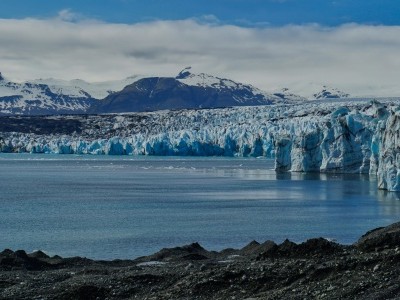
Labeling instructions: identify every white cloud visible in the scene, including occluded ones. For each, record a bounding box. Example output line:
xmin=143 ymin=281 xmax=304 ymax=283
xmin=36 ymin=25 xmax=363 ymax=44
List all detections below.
xmin=0 ymin=14 xmax=399 ymax=97
xmin=57 ymin=9 xmax=79 ymax=22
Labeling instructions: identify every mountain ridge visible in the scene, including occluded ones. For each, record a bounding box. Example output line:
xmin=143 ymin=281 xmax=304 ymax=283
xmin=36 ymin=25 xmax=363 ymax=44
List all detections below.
xmin=90 ymin=68 xmax=294 ymax=113
xmin=0 ymin=68 xmax=351 ymax=115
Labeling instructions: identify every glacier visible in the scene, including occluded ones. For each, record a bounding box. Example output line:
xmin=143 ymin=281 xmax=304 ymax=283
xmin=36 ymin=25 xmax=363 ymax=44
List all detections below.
xmin=1 ymin=98 xmax=400 ymax=191
xmin=272 ymin=99 xmax=400 ymax=191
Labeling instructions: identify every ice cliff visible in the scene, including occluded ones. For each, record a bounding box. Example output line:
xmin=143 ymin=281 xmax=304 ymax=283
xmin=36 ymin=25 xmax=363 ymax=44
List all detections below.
xmin=1 ymin=98 xmax=400 ymax=191
xmin=375 ymin=109 xmax=400 ymax=191
xmin=273 ymin=99 xmax=400 ymax=191
xmin=274 ymin=105 xmax=377 ymax=173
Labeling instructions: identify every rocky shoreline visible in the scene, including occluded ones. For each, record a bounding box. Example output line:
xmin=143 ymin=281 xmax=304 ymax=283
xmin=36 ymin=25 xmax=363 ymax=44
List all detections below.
xmin=2 ymin=223 xmax=400 ymax=299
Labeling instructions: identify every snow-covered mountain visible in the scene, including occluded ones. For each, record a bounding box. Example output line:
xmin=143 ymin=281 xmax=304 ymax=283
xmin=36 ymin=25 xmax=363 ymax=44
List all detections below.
xmin=0 ymin=75 xmax=93 ymax=115
xmin=0 ymin=72 xmax=142 ymax=115
xmin=1 ymin=68 xmax=357 ymax=115
xmin=271 ymin=88 xmax=307 ymax=102
xmin=176 ymin=67 xmax=307 ymax=102
xmin=312 ymin=86 xmax=350 ymax=100
xmin=90 ymin=67 xmax=303 ymax=113
xmin=30 ymin=76 xmax=144 ymax=100
xmin=0 ymin=68 xmax=309 ymax=115
xmin=178 ymin=68 xmax=308 ymax=102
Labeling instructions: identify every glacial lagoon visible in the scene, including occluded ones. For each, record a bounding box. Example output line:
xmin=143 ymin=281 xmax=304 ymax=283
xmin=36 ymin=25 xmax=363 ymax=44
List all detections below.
xmin=1 ymin=154 xmax=400 ymax=260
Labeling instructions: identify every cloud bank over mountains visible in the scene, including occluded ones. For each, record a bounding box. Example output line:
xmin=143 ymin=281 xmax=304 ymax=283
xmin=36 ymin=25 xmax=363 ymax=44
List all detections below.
xmin=1 ymin=13 xmax=399 ymax=97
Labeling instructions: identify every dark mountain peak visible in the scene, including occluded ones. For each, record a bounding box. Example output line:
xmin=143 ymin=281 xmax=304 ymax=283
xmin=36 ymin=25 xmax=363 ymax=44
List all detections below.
xmin=0 ymin=72 xmax=4 ymax=81
xmin=131 ymin=76 xmax=182 ymax=92
xmin=91 ymin=71 xmax=279 ymax=114
xmin=134 ymin=77 xmax=160 ymax=88
xmin=176 ymin=67 xmax=192 ymax=79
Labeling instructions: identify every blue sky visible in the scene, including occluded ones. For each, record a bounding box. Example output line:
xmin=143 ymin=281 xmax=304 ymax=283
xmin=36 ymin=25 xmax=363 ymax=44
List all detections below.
xmin=0 ymin=1 xmax=400 ymax=96
xmin=1 ymin=0 xmax=399 ymax=26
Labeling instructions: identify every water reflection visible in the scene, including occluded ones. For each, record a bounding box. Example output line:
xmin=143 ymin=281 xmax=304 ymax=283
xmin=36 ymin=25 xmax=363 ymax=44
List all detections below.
xmin=377 ymin=190 xmax=400 ymax=201
xmin=197 ymin=161 xmax=400 ymax=205
xmin=374 ymin=189 xmax=400 ymax=216
xmin=277 ymin=171 xmax=372 ymax=182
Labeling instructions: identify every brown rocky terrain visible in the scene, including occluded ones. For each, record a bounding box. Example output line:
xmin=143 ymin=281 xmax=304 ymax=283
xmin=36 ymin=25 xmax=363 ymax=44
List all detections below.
xmin=2 ymin=222 xmax=400 ymax=299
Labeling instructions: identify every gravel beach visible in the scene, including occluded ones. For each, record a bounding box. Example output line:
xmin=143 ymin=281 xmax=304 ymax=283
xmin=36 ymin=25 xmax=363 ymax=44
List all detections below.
xmin=2 ymin=222 xmax=400 ymax=299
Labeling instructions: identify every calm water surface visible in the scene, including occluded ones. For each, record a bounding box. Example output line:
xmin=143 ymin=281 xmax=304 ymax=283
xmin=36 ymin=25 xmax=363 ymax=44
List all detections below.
xmin=1 ymin=154 xmax=400 ymax=259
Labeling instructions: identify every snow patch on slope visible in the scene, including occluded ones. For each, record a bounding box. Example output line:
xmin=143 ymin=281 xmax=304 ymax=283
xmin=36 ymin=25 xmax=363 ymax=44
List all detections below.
xmin=0 ymin=71 xmax=145 ymax=115
xmin=272 ymin=88 xmax=307 ymax=102
xmin=312 ymin=86 xmax=350 ymax=100
xmin=0 ymin=78 xmax=93 ymax=115
xmin=31 ymin=76 xmax=143 ymax=99
xmin=176 ymin=67 xmax=301 ymax=104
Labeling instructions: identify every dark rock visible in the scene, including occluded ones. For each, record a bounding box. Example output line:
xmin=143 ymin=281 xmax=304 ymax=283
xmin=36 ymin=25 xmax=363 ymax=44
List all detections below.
xmin=296 ymin=238 xmax=343 ymax=257
xmin=355 ymin=222 xmax=400 ymax=251
xmin=0 ymin=249 xmax=14 ymax=256
xmin=181 ymin=253 xmax=209 ymax=261
xmin=257 ymin=238 xmax=342 ymax=259
xmin=240 ymin=240 xmax=278 ymax=256
xmin=136 ymin=242 xmax=212 ymax=262
xmin=14 ymin=250 xmax=29 ymax=259
xmin=278 ymin=239 xmax=298 ymax=255
xmin=0 ymin=249 xmax=52 ymax=271
xmin=218 ymin=248 xmax=238 ymax=256
xmin=3 ymin=223 xmax=400 ymax=299
xmin=60 ymin=285 xmax=108 ymax=300
xmin=29 ymin=250 xmax=50 ymax=259
xmin=240 ymin=240 xmax=260 ymax=253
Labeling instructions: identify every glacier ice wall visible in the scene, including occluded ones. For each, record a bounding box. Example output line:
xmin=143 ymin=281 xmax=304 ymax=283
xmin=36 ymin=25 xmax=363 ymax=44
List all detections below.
xmin=1 ymin=98 xmax=400 ymax=191
xmin=273 ymin=99 xmax=400 ymax=191
xmin=275 ymin=107 xmax=376 ymax=174
xmin=376 ymin=109 xmax=400 ymax=191
xmin=0 ymin=107 xmax=279 ymax=158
